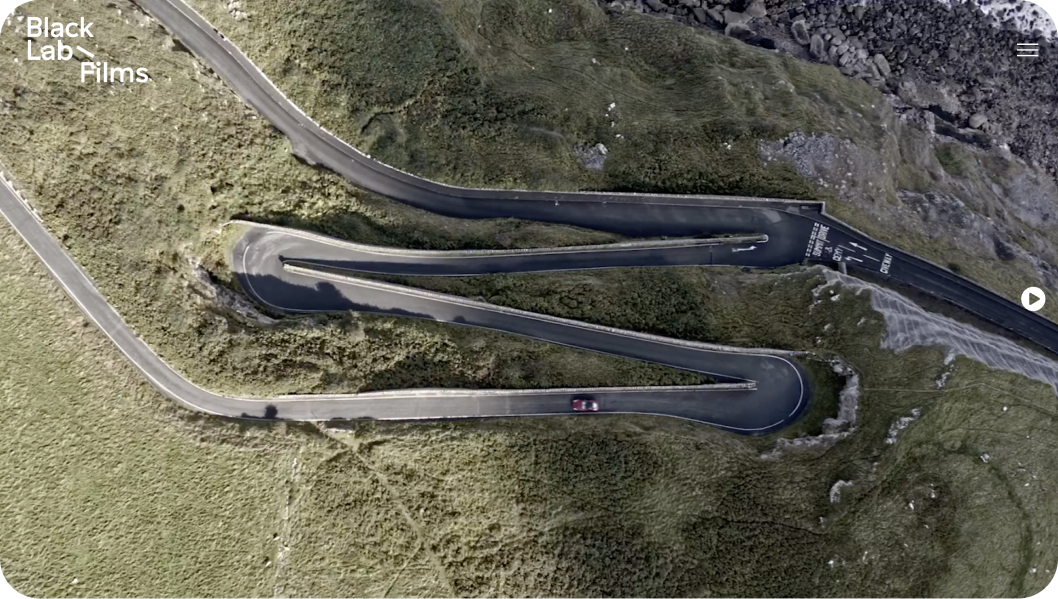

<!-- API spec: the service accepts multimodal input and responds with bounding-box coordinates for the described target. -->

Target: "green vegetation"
[0,0,706,398]
[935,142,971,177]
[186,0,1058,323]
[376,266,820,350]
[187,0,877,198]
[0,226,332,596]
[777,355,844,438]
[1,0,1056,595]
[296,347,1058,598]
[4,224,1055,595]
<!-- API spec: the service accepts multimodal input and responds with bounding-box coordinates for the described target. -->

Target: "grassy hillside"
[186,0,874,196]
[3,220,1055,596]
[0,226,331,597]
[0,0,1056,595]
[0,0,708,398]
[186,0,1058,324]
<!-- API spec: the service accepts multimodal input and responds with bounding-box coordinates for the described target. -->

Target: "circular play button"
[1022,287,1046,312]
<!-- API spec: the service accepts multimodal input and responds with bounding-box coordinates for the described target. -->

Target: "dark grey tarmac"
[138,0,1058,358]
[0,0,1054,435]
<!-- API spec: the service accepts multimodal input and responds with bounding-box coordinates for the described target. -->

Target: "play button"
[1022,287,1046,312]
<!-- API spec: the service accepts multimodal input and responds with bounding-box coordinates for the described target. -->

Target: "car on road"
[572,397,599,412]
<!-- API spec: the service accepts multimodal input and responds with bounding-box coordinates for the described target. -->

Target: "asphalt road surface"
[0,176,808,432]
[1,0,1055,434]
[139,0,1058,358]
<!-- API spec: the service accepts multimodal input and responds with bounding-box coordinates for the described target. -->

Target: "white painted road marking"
[803,222,831,259]
[880,253,893,274]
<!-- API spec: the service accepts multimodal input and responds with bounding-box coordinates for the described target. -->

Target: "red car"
[572,397,599,412]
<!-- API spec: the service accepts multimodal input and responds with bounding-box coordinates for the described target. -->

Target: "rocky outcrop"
[768,0,1056,180]
[809,33,824,59]
[226,0,247,21]
[574,143,610,171]
[187,260,276,325]
[745,0,767,19]
[872,53,891,77]
[602,0,780,57]
[790,19,810,45]
[599,0,1058,182]
[723,9,751,25]
[725,22,755,40]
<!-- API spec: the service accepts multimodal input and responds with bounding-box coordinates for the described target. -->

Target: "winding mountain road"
[1,0,1055,434]
[0,175,809,432]
[135,0,1058,359]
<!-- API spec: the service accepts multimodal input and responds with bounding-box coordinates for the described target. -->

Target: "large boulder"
[969,112,988,129]
[745,0,766,18]
[809,34,826,60]
[935,121,993,149]
[644,0,665,12]
[747,35,778,50]
[790,19,810,45]
[872,53,891,77]
[723,9,751,25]
[725,22,755,40]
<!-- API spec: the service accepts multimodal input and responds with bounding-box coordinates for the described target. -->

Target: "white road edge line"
[0,174,806,432]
